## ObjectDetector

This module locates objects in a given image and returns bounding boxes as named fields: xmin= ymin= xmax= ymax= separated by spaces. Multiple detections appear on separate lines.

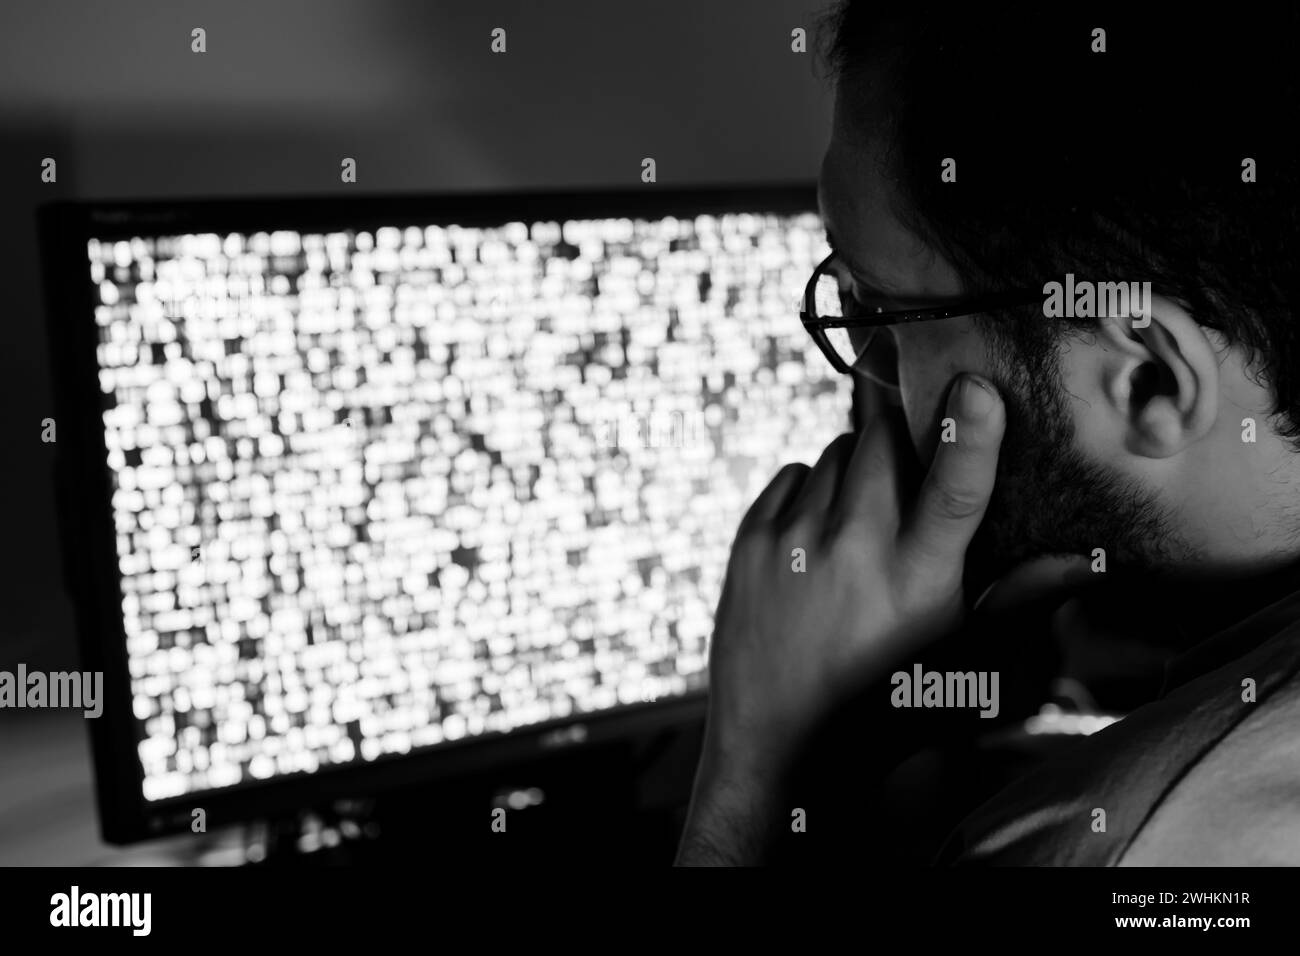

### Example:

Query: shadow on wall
xmin=3 ymin=116 xmax=80 ymax=671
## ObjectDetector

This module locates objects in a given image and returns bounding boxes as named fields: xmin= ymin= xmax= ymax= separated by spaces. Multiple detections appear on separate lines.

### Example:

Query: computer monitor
xmin=39 ymin=186 xmax=851 ymax=843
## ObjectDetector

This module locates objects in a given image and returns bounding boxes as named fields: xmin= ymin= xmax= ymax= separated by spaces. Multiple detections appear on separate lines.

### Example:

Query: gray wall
xmin=0 ymin=0 xmax=836 ymax=668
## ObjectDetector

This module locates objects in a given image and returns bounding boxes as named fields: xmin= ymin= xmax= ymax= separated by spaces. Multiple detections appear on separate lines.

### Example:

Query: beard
xmin=961 ymin=325 xmax=1190 ymax=599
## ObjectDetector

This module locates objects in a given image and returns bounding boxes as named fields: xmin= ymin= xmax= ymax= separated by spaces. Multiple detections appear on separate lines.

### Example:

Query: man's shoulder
xmin=940 ymin=617 xmax=1300 ymax=866
xmin=1118 ymin=673 xmax=1300 ymax=865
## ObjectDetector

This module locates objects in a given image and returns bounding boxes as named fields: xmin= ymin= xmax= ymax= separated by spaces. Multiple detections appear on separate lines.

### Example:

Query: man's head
xmin=815 ymin=5 xmax=1300 ymax=590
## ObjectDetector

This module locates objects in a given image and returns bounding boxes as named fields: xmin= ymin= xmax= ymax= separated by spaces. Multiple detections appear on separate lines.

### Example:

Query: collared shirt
xmin=937 ymin=573 xmax=1300 ymax=865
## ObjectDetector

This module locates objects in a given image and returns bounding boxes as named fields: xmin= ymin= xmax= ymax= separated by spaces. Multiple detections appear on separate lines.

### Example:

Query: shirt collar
xmin=1161 ymin=559 xmax=1300 ymax=692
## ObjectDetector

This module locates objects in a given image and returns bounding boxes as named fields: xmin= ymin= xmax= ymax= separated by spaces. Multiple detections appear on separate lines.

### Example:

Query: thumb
xmin=900 ymin=374 xmax=1005 ymax=570
xmin=972 ymin=552 xmax=1099 ymax=616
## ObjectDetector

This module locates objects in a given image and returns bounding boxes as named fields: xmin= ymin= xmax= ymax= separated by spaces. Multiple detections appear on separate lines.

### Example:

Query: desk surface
xmin=1 ymin=709 xmax=212 ymax=866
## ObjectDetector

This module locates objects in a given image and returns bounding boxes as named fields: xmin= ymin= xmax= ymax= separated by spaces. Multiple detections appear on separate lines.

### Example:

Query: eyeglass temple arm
xmin=801 ymin=288 xmax=1045 ymax=329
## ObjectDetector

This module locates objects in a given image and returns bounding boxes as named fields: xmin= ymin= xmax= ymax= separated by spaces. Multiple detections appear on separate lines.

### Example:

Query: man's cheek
xmin=898 ymin=376 xmax=949 ymax=469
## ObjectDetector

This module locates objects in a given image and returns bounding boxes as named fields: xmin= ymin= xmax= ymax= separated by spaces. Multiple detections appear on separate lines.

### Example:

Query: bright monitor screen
xmin=87 ymin=209 xmax=849 ymax=801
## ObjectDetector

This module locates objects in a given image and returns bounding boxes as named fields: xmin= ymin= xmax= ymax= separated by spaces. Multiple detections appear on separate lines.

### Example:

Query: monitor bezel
xmin=38 ymin=183 xmax=820 ymax=844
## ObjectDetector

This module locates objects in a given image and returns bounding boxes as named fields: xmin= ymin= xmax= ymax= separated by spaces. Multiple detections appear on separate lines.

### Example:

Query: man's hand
xmin=677 ymin=374 xmax=1005 ymax=864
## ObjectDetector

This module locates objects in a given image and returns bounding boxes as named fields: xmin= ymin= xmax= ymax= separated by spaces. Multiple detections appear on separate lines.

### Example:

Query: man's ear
xmin=1094 ymin=294 xmax=1219 ymax=458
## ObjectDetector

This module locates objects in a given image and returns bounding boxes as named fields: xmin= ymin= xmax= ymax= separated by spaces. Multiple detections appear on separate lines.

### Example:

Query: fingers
xmin=740 ymin=461 xmax=810 ymax=532
xmin=837 ymin=398 xmax=907 ymax=525
xmin=787 ymin=432 xmax=856 ymax=515
xmin=900 ymin=374 xmax=1005 ymax=569
xmin=744 ymin=399 xmax=892 ymax=531
xmin=743 ymin=372 xmax=1001 ymax=550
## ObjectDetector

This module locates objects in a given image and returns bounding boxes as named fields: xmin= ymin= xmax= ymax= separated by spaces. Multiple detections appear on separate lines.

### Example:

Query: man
xmin=677 ymin=5 xmax=1300 ymax=865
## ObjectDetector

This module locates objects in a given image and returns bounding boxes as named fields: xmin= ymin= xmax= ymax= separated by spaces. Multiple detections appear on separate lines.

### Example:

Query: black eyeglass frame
xmin=800 ymin=250 xmax=1045 ymax=373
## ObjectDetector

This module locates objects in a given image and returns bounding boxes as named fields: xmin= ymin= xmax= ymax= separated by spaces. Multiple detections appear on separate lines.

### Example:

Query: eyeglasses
xmin=799 ymin=250 xmax=1045 ymax=374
